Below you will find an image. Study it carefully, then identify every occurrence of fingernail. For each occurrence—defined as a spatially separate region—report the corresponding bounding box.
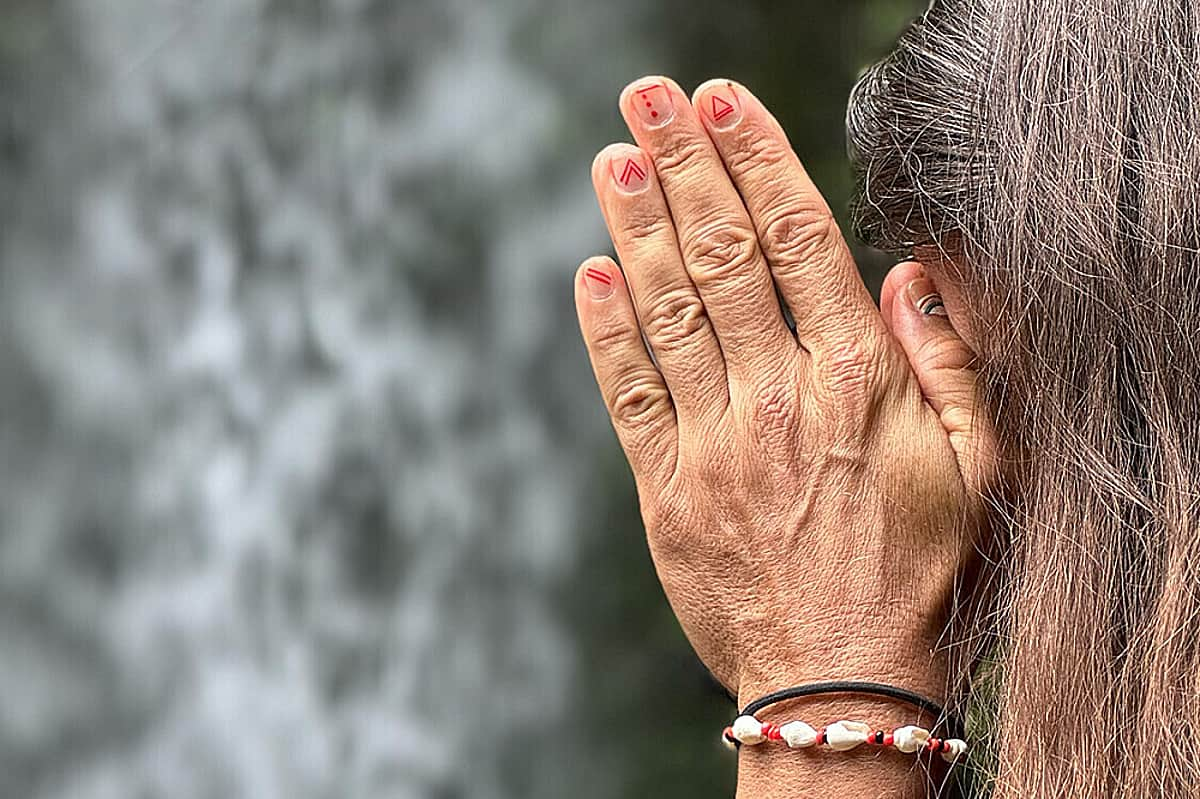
[584,263,616,300]
[610,151,650,194]
[907,278,948,317]
[628,80,674,128]
[698,82,741,130]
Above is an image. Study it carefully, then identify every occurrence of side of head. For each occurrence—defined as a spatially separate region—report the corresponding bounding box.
[849,2,1200,796]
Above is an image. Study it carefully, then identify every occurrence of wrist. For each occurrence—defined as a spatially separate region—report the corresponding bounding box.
[736,623,951,710]
[734,696,950,799]
[732,556,956,703]
[733,663,956,799]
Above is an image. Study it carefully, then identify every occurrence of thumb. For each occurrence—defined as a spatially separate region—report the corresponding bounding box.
[888,266,999,499]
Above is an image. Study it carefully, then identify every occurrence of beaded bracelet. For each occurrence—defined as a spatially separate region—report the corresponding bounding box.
[721,715,968,763]
[723,681,968,764]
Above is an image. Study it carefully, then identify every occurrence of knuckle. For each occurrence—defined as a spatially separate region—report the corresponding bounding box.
[940,403,977,439]
[685,221,759,287]
[689,443,737,492]
[762,205,843,269]
[725,132,793,174]
[644,288,711,351]
[651,136,710,180]
[750,381,798,433]
[913,335,972,375]
[609,370,672,425]
[588,321,635,356]
[646,489,687,530]
[815,335,886,405]
[643,492,693,555]
[744,381,801,466]
[620,205,674,245]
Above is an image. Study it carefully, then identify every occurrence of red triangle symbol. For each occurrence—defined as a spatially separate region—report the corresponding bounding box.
[711,95,735,122]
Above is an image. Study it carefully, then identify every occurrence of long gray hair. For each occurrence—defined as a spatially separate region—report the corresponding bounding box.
[849,1,1200,796]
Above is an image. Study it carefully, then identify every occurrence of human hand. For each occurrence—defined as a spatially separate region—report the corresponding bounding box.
[574,76,997,705]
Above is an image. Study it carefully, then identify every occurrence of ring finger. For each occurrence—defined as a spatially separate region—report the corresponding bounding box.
[591,142,730,422]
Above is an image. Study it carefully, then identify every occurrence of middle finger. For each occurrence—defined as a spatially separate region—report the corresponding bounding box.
[619,76,797,381]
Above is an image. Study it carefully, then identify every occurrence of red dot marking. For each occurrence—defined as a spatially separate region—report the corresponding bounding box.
[651,110,659,118]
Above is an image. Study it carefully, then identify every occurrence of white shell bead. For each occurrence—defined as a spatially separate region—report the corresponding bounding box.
[779,721,818,748]
[824,720,873,751]
[940,738,969,762]
[892,725,931,753]
[731,715,766,745]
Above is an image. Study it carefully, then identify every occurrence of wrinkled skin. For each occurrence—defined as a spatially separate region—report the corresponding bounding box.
[574,76,997,710]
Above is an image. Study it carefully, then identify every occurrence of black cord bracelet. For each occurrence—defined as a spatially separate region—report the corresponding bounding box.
[737,680,966,742]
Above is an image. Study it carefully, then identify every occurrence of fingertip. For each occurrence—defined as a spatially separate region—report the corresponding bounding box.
[890,273,962,365]
[590,148,608,180]
[591,143,652,195]
[576,255,621,305]
[904,276,950,320]
[578,254,619,278]
[620,74,683,102]
[880,260,926,330]
[690,77,731,105]
[618,74,683,118]
[688,78,747,132]
[590,144,622,183]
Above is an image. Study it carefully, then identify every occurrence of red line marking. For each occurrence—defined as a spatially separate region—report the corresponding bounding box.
[585,268,612,285]
[711,95,735,121]
[634,83,666,96]
[619,159,646,185]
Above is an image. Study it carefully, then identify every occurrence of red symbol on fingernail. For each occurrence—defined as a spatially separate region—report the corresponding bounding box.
[711,95,735,121]
[636,83,666,119]
[619,159,646,186]
[585,267,612,285]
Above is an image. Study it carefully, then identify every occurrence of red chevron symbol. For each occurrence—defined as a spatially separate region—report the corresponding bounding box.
[619,159,646,185]
[711,95,735,121]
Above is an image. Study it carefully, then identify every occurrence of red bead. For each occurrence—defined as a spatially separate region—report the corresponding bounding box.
[883,734,894,747]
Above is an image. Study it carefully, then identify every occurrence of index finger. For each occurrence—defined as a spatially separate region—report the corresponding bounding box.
[691,79,886,353]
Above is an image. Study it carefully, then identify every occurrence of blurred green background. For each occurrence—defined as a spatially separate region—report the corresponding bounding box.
[0,1,929,797]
